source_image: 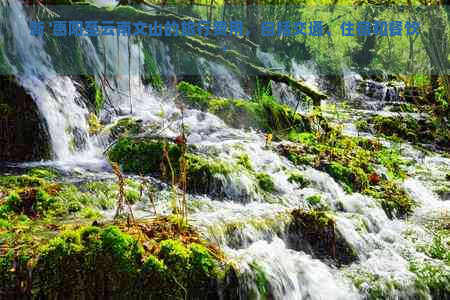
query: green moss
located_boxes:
[365,181,416,218]
[345,268,402,299]
[287,171,310,188]
[125,189,140,204]
[158,239,219,286]
[375,147,406,179]
[417,230,449,262]
[185,154,234,194]
[305,195,322,206]
[177,81,210,108]
[80,207,102,219]
[249,262,269,299]
[108,138,181,175]
[0,218,12,229]
[369,114,450,147]
[0,215,225,297]
[142,255,166,273]
[287,131,317,145]
[27,168,58,180]
[109,117,142,138]
[321,161,367,193]
[34,188,66,217]
[0,174,45,189]
[355,119,370,132]
[177,81,312,134]
[256,172,275,193]
[279,130,415,218]
[5,191,21,207]
[190,243,217,275]
[236,153,253,171]
[142,47,164,91]
[80,75,103,114]
[409,260,450,299]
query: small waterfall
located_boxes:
[343,70,405,110]
[1,1,100,163]
[256,49,319,112]
[197,58,248,99]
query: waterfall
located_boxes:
[1,0,100,164]
[343,69,405,110]
[1,2,449,299]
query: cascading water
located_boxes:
[343,70,405,110]
[1,2,449,299]
[0,0,101,164]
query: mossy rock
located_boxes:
[108,137,181,175]
[108,118,143,140]
[287,171,310,188]
[0,224,227,299]
[0,76,51,161]
[108,138,235,196]
[185,154,232,196]
[369,114,450,148]
[319,161,368,194]
[287,209,357,265]
[178,81,313,134]
[256,172,275,193]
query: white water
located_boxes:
[2,2,450,299]
[1,1,101,165]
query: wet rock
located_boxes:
[0,76,51,161]
[287,209,358,266]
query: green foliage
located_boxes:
[142,47,164,91]
[372,184,415,218]
[281,129,415,218]
[375,147,406,179]
[81,75,103,114]
[249,262,269,299]
[0,220,223,298]
[142,255,166,273]
[80,207,102,219]
[287,131,317,144]
[322,161,364,193]
[108,138,181,174]
[99,226,144,272]
[185,154,234,194]
[35,188,65,216]
[434,86,449,110]
[109,117,141,138]
[5,191,21,207]
[355,119,370,132]
[305,195,322,206]
[410,260,450,299]
[189,243,216,275]
[0,174,45,189]
[177,81,210,108]
[256,172,275,193]
[418,230,450,262]
[125,188,140,204]
[287,171,310,188]
[236,153,253,171]
[346,268,402,300]
[28,168,58,180]
[177,81,312,134]
[369,114,450,148]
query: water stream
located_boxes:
[1,2,449,299]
